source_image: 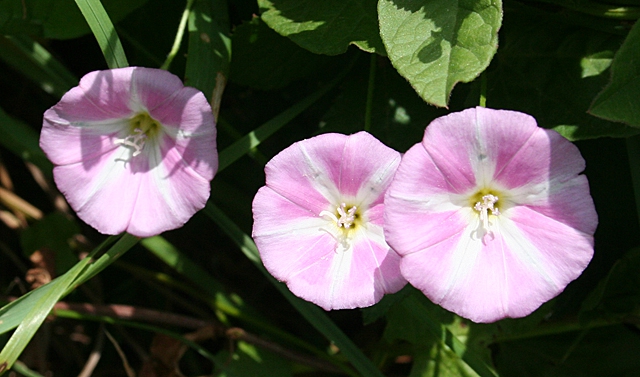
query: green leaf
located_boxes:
[258,0,385,55]
[185,0,231,101]
[486,3,639,140]
[74,0,129,69]
[410,342,480,377]
[0,0,147,40]
[230,17,332,90]
[378,0,502,107]
[589,20,640,127]
[383,289,497,377]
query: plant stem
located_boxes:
[160,0,195,71]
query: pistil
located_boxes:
[474,194,500,231]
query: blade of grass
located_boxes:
[140,236,242,320]
[184,0,231,105]
[204,203,378,377]
[217,58,355,172]
[140,236,334,363]
[10,361,45,377]
[0,235,127,335]
[0,250,92,372]
[74,0,128,69]
[0,234,138,371]
[70,233,140,288]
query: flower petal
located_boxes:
[41,67,218,237]
[52,147,143,235]
[385,107,597,322]
[262,133,343,215]
[399,210,593,323]
[339,132,401,206]
[253,132,405,310]
[126,142,212,237]
[40,119,126,166]
[154,94,218,181]
[419,109,484,193]
[474,107,587,190]
[46,68,139,123]
[254,185,404,310]
[129,67,187,112]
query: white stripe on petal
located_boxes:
[298,142,342,204]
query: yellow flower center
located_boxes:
[115,112,161,157]
[319,203,362,251]
[469,188,503,236]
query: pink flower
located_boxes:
[384,107,597,323]
[40,67,217,237]
[252,132,407,310]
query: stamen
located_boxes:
[115,128,147,157]
[319,203,359,252]
[337,203,357,228]
[320,203,357,229]
[474,194,500,231]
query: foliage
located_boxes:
[0,0,640,376]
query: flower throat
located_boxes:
[115,112,161,157]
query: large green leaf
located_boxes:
[589,20,640,127]
[258,0,385,55]
[486,3,639,140]
[378,0,502,107]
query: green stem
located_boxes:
[160,0,195,70]
[364,54,376,132]
[479,72,487,108]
